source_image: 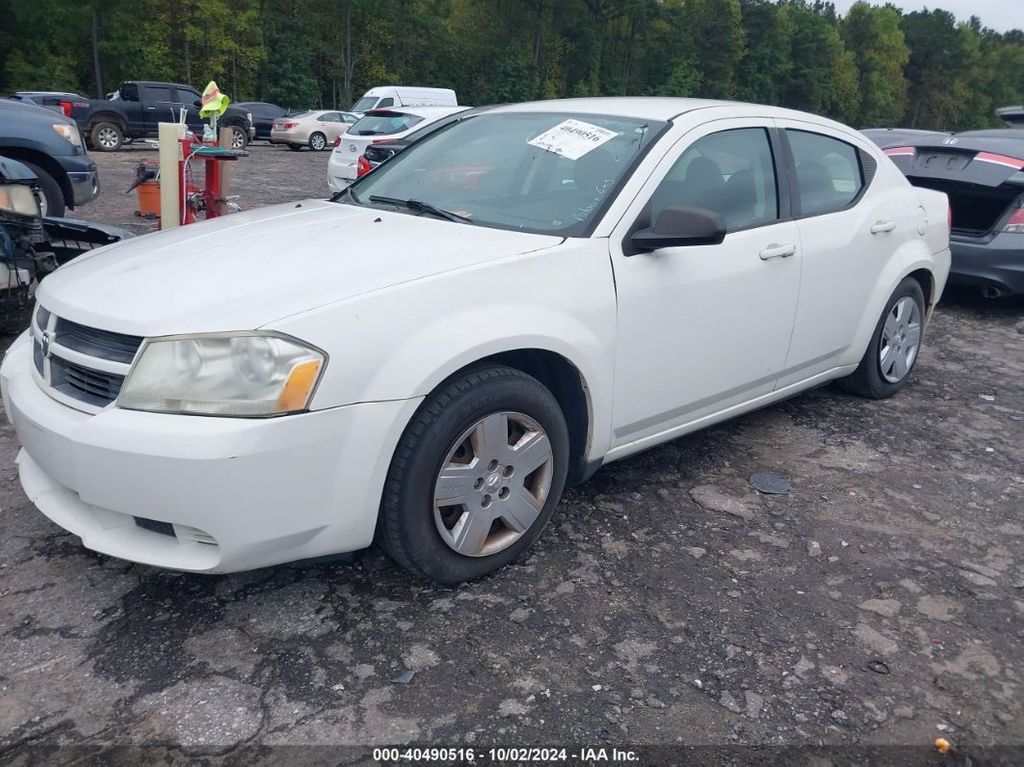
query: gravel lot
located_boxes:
[1,145,1022,759]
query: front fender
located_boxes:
[272,239,619,461]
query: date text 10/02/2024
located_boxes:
[372,747,640,763]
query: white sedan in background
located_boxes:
[2,98,950,583]
[327,105,470,190]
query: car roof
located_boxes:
[483,97,866,129]
[364,105,470,119]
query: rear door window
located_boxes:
[349,112,425,136]
[787,130,864,217]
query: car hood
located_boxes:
[37,200,562,336]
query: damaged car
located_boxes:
[882,130,1024,298]
[0,156,131,331]
[1,98,950,583]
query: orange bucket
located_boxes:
[135,179,161,218]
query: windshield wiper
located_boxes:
[369,195,472,223]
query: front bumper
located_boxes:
[1,335,419,573]
[948,232,1024,296]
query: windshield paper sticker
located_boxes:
[528,119,618,160]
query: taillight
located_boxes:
[1002,206,1024,233]
[283,121,298,130]
[59,101,72,117]
[333,136,341,148]
[356,155,372,177]
[884,146,916,159]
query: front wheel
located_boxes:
[839,277,926,399]
[377,366,569,584]
[308,132,327,151]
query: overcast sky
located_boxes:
[830,0,1023,33]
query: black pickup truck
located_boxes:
[70,81,254,152]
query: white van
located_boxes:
[349,86,457,113]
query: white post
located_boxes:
[158,122,186,228]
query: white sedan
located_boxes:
[1,98,950,583]
[327,105,469,190]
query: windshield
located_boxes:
[345,111,664,236]
[350,96,378,112]
[349,112,425,136]
[288,110,313,120]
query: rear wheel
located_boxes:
[287,143,302,151]
[309,132,327,151]
[839,277,926,399]
[90,121,123,152]
[377,366,569,584]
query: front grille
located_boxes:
[50,356,126,407]
[33,306,140,409]
[54,318,142,364]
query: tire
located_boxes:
[838,277,926,399]
[308,132,327,151]
[90,121,123,152]
[377,365,570,584]
[20,161,65,218]
[227,125,248,150]
[288,144,302,151]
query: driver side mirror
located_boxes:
[630,205,727,251]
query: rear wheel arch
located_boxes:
[88,112,126,133]
[906,268,934,313]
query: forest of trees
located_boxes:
[1,0,1022,131]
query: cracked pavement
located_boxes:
[0,147,1022,757]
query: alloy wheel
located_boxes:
[879,296,922,383]
[310,134,326,151]
[433,411,554,557]
[97,127,119,149]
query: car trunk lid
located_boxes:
[885,144,1024,237]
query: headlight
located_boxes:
[117,333,325,416]
[0,183,41,217]
[52,123,82,146]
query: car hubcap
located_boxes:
[98,128,118,148]
[312,135,325,150]
[433,411,554,558]
[879,296,922,383]
[232,130,244,149]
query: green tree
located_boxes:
[841,2,909,126]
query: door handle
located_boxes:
[871,220,896,234]
[759,243,796,260]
